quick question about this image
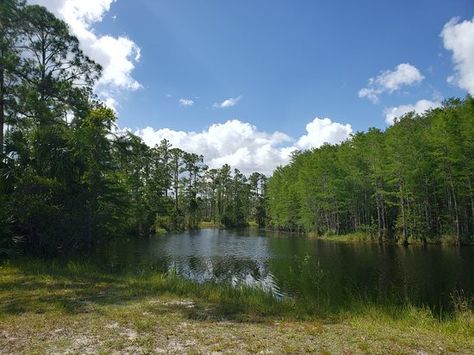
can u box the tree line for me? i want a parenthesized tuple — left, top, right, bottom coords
(0, 1, 266, 255)
(266, 97, 473, 245)
(1, 1, 472, 256)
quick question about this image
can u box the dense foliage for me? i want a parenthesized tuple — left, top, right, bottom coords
(1, 2, 472, 255)
(266, 98, 474, 245)
(0, 2, 265, 255)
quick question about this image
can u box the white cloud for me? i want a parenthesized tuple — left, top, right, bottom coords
(296, 117, 352, 149)
(441, 17, 474, 95)
(29, 0, 141, 107)
(179, 99, 194, 106)
(213, 96, 242, 108)
(104, 96, 118, 112)
(137, 120, 292, 175)
(359, 63, 424, 103)
(134, 117, 352, 175)
(384, 99, 442, 126)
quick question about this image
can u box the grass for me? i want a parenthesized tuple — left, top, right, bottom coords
(0, 258, 473, 353)
(198, 220, 259, 229)
(154, 227, 168, 236)
(198, 221, 224, 229)
(316, 231, 377, 243)
(311, 231, 474, 246)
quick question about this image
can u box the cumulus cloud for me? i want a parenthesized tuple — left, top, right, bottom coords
(137, 120, 292, 175)
(179, 99, 194, 107)
(296, 118, 353, 149)
(441, 17, 474, 95)
(384, 99, 442, 126)
(359, 63, 424, 103)
(134, 117, 352, 175)
(213, 96, 242, 108)
(29, 0, 141, 106)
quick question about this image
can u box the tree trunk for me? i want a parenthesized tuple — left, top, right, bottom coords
(0, 46, 4, 156)
(449, 176, 461, 246)
(381, 194, 387, 240)
(375, 187, 382, 241)
(424, 199, 430, 245)
(468, 177, 474, 237)
(400, 182, 408, 246)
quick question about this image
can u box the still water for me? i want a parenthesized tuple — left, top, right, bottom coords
(99, 229, 474, 312)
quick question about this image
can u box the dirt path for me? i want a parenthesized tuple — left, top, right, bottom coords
(1, 297, 472, 354)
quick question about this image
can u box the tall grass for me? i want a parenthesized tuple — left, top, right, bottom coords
(2, 257, 473, 329)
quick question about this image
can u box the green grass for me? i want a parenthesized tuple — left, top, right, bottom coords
(1, 258, 473, 353)
(313, 231, 474, 246)
(198, 221, 224, 229)
(316, 231, 377, 243)
(154, 227, 168, 235)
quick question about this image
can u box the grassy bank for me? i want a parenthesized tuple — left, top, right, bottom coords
(307, 231, 474, 246)
(0, 259, 473, 353)
(198, 221, 259, 229)
(198, 221, 224, 229)
(313, 232, 376, 243)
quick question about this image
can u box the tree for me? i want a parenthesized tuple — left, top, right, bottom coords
(0, 0, 23, 155)
(15, 5, 100, 120)
(249, 172, 267, 227)
(266, 98, 473, 244)
(169, 147, 185, 230)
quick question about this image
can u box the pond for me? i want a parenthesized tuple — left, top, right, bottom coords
(98, 228, 474, 313)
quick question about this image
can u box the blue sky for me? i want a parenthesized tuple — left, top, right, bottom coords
(106, 0, 471, 132)
(33, 0, 474, 173)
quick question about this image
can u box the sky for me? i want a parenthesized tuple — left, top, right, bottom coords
(30, 0, 474, 174)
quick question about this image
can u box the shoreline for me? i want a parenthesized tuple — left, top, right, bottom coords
(193, 226, 474, 246)
(1, 259, 473, 353)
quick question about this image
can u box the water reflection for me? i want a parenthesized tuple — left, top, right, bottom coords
(97, 228, 474, 312)
(160, 229, 283, 297)
(167, 256, 282, 297)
